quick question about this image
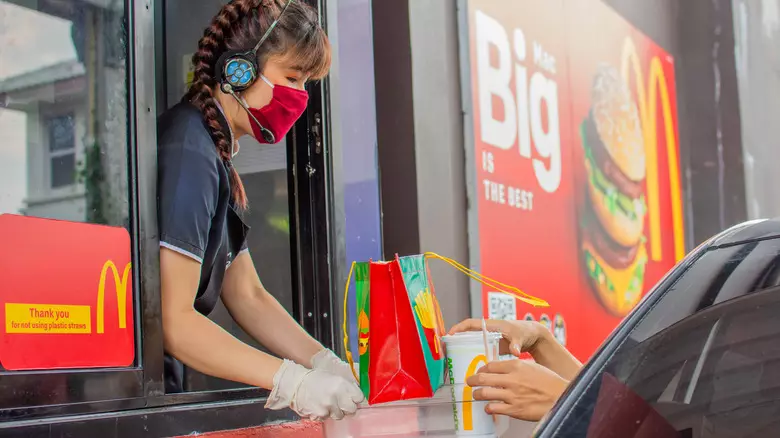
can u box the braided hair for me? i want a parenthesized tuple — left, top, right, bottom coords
(185, 0, 331, 209)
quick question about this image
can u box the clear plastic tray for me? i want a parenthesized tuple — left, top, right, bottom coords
(322, 385, 537, 437)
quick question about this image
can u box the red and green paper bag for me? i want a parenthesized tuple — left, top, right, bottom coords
(343, 253, 548, 405)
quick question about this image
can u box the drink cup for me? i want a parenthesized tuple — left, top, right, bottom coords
(443, 331, 502, 437)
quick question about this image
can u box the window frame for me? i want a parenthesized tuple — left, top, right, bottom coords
(145, 0, 340, 404)
(0, 0, 341, 429)
(0, 0, 146, 422)
(139, 0, 338, 405)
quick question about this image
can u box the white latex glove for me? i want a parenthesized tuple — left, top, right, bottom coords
(311, 348, 359, 383)
(265, 359, 363, 421)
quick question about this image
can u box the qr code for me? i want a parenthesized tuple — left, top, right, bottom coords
(488, 292, 517, 320)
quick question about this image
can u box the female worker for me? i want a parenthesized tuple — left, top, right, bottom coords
(449, 319, 583, 421)
(156, 0, 362, 420)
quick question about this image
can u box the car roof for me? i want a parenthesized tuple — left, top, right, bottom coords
(708, 218, 780, 248)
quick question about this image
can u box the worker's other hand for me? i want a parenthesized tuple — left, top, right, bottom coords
(467, 359, 569, 422)
(311, 348, 358, 383)
(449, 319, 549, 357)
(265, 359, 364, 421)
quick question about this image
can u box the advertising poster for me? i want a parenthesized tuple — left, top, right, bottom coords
(465, 0, 684, 361)
(0, 215, 135, 370)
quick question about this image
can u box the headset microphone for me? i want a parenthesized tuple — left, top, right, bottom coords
(220, 83, 276, 144)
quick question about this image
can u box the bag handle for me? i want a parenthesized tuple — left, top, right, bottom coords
(342, 261, 359, 382)
(424, 252, 549, 307)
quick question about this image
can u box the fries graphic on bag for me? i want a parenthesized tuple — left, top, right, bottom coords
(414, 288, 442, 357)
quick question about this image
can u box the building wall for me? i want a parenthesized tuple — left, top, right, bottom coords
(25, 194, 86, 222)
(732, 0, 780, 220)
(373, 0, 471, 325)
(99, 65, 130, 227)
(408, 0, 471, 324)
(24, 101, 88, 222)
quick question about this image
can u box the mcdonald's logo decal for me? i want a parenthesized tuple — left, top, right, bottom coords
(621, 37, 685, 263)
(0, 214, 135, 370)
(97, 261, 131, 334)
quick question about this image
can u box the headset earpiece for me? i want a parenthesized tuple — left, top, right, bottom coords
(216, 50, 258, 93)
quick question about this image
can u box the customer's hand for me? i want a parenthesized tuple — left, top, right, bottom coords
(450, 318, 583, 380)
(311, 348, 358, 383)
(449, 318, 548, 357)
(265, 359, 364, 420)
(467, 359, 569, 422)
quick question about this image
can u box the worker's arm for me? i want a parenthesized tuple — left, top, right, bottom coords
(160, 247, 282, 389)
(221, 251, 323, 367)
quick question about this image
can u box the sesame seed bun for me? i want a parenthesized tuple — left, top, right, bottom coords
(591, 64, 647, 182)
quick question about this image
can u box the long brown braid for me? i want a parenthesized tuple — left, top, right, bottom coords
(185, 0, 331, 209)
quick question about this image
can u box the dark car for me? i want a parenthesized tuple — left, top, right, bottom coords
(534, 218, 780, 438)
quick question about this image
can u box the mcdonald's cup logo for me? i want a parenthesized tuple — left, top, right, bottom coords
(462, 354, 489, 431)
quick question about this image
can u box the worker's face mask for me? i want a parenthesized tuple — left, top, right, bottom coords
(245, 74, 308, 144)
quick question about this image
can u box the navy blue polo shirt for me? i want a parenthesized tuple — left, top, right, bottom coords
(157, 102, 250, 393)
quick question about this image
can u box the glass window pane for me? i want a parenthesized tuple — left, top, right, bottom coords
(0, 0, 134, 372)
(48, 115, 75, 152)
(332, 0, 383, 364)
(50, 153, 75, 188)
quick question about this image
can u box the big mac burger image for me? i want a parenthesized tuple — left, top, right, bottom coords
(579, 64, 648, 317)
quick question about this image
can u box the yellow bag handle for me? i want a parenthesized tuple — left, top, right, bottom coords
(424, 252, 549, 307)
(342, 261, 359, 382)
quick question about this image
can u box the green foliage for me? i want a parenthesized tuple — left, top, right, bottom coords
(76, 142, 108, 225)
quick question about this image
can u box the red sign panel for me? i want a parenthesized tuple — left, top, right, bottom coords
(0, 214, 134, 370)
(466, 1, 684, 361)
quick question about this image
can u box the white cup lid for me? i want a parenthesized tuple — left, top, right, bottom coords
(442, 331, 502, 346)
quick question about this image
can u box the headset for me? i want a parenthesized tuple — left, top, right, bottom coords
(216, 0, 294, 144)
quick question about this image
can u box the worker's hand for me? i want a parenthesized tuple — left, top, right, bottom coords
(265, 359, 364, 421)
(311, 348, 358, 383)
(467, 359, 569, 422)
(449, 319, 550, 357)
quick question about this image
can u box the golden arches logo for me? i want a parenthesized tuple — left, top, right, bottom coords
(621, 37, 685, 262)
(463, 354, 488, 431)
(97, 261, 131, 334)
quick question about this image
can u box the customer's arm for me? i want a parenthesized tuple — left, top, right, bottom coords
(530, 328, 582, 381)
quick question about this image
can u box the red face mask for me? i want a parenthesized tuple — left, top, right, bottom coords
(245, 74, 309, 144)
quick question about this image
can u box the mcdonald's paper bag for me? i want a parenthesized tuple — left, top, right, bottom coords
(343, 252, 548, 405)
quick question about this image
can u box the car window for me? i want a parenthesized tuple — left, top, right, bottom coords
(550, 237, 780, 438)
